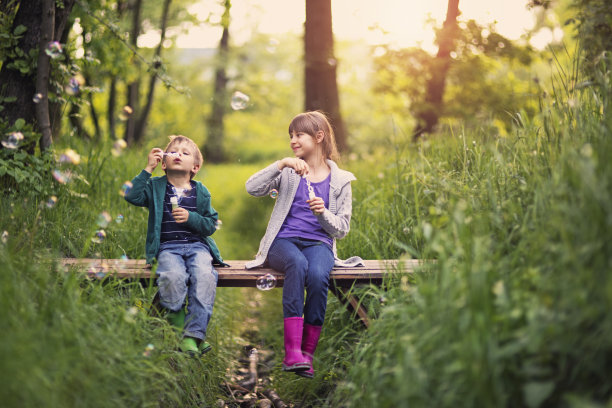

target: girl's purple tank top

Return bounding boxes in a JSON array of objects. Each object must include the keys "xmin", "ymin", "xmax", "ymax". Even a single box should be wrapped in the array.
[{"xmin": 276, "ymin": 174, "xmax": 333, "ymax": 248}]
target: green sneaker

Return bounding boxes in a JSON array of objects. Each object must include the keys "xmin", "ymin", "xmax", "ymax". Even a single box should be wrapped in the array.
[
  {"xmin": 199, "ymin": 341, "xmax": 212, "ymax": 355},
  {"xmin": 179, "ymin": 337, "xmax": 199, "ymax": 355}
]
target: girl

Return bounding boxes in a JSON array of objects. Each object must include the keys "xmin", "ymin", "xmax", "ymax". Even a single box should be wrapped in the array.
[{"xmin": 245, "ymin": 111, "xmax": 363, "ymax": 378}]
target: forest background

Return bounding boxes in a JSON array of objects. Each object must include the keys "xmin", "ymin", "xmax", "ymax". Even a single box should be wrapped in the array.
[{"xmin": 1, "ymin": 0, "xmax": 611, "ymax": 407}]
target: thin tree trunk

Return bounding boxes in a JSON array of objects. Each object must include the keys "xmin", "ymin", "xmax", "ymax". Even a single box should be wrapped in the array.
[
  {"xmin": 108, "ymin": 76, "xmax": 117, "ymax": 140},
  {"xmin": 304, "ymin": 0, "xmax": 346, "ymax": 153},
  {"xmin": 204, "ymin": 1, "xmax": 230, "ymax": 164},
  {"xmin": 35, "ymin": 0, "xmax": 55, "ymax": 151},
  {"xmin": 124, "ymin": 0, "xmax": 142, "ymax": 145},
  {"xmin": 413, "ymin": 0, "xmax": 460, "ymax": 140},
  {"xmin": 133, "ymin": 0, "xmax": 172, "ymax": 143}
]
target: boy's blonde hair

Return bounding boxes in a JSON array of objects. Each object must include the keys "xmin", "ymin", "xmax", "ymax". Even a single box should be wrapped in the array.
[
  {"xmin": 288, "ymin": 111, "xmax": 339, "ymax": 161},
  {"xmin": 163, "ymin": 135, "xmax": 203, "ymax": 179}
]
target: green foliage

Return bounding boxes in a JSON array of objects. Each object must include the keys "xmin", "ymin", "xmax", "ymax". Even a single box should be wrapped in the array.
[
  {"xmin": 326, "ymin": 50, "xmax": 612, "ymax": 408},
  {"xmin": 372, "ymin": 19, "xmax": 539, "ymax": 133},
  {"xmin": 567, "ymin": 0, "xmax": 612, "ymax": 75}
]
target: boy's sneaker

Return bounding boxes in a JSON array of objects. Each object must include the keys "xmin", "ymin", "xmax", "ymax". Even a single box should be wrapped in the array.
[
  {"xmin": 199, "ymin": 341, "xmax": 212, "ymax": 355},
  {"xmin": 179, "ymin": 337, "xmax": 199, "ymax": 356}
]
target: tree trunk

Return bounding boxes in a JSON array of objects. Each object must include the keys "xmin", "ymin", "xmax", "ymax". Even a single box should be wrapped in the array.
[
  {"xmin": 0, "ymin": 0, "xmax": 75, "ymax": 151},
  {"xmin": 304, "ymin": 0, "xmax": 347, "ymax": 153},
  {"xmin": 35, "ymin": 0, "xmax": 55, "ymax": 151},
  {"xmin": 133, "ymin": 0, "xmax": 172, "ymax": 143},
  {"xmin": 0, "ymin": 0, "xmax": 42, "ymax": 149},
  {"xmin": 203, "ymin": 0, "xmax": 230, "ymax": 163},
  {"xmin": 413, "ymin": 0, "xmax": 460, "ymax": 141},
  {"xmin": 124, "ymin": 0, "xmax": 143, "ymax": 145},
  {"xmin": 108, "ymin": 76, "xmax": 117, "ymax": 140}
]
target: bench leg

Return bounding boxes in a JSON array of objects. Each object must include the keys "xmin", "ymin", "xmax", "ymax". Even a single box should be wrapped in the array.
[{"xmin": 329, "ymin": 284, "xmax": 370, "ymax": 328}]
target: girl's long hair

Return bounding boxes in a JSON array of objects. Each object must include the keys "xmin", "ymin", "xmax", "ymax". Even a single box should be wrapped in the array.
[{"xmin": 288, "ymin": 111, "xmax": 339, "ymax": 161}]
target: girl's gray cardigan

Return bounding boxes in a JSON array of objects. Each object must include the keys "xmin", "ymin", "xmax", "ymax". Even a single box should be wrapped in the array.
[{"xmin": 245, "ymin": 159, "xmax": 364, "ymax": 269}]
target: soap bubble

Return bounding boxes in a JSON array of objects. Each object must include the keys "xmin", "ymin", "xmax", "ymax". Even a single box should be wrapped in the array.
[
  {"xmin": 97, "ymin": 211, "xmax": 112, "ymax": 228},
  {"xmin": 52, "ymin": 169, "xmax": 73, "ymax": 184},
  {"xmin": 115, "ymin": 214, "xmax": 124, "ymax": 224},
  {"xmin": 215, "ymin": 220, "xmax": 223, "ymax": 230},
  {"xmin": 143, "ymin": 343, "xmax": 155, "ymax": 357},
  {"xmin": 1, "ymin": 231, "xmax": 8, "ymax": 244},
  {"xmin": 91, "ymin": 229, "xmax": 106, "ymax": 244},
  {"xmin": 111, "ymin": 139, "xmax": 127, "ymax": 156},
  {"xmin": 256, "ymin": 273, "xmax": 277, "ymax": 291},
  {"xmin": 46, "ymin": 196, "xmax": 58, "ymax": 208},
  {"xmin": 45, "ymin": 41, "xmax": 63, "ymax": 59},
  {"xmin": 1, "ymin": 132, "xmax": 24, "ymax": 149},
  {"xmin": 269, "ymin": 189, "xmax": 278, "ymax": 199},
  {"xmin": 119, "ymin": 181, "xmax": 133, "ymax": 197},
  {"xmin": 88, "ymin": 261, "xmax": 109, "ymax": 279},
  {"xmin": 59, "ymin": 148, "xmax": 81, "ymax": 165},
  {"xmin": 65, "ymin": 74, "xmax": 85, "ymax": 95},
  {"xmin": 33, "ymin": 93, "xmax": 43, "ymax": 103},
  {"xmin": 230, "ymin": 91, "xmax": 249, "ymax": 110},
  {"xmin": 118, "ymin": 105, "xmax": 133, "ymax": 121}
]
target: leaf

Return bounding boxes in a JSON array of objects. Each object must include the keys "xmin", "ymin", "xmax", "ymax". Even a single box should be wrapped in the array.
[
  {"xmin": 523, "ymin": 381, "xmax": 555, "ymax": 408},
  {"xmin": 13, "ymin": 25, "xmax": 27, "ymax": 35},
  {"xmin": 14, "ymin": 119, "xmax": 25, "ymax": 129}
]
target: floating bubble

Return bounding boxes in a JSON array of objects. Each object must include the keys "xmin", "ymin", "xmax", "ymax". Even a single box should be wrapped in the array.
[
  {"xmin": 97, "ymin": 211, "xmax": 112, "ymax": 228},
  {"xmin": 46, "ymin": 196, "xmax": 58, "ymax": 208},
  {"xmin": 1, "ymin": 230, "xmax": 8, "ymax": 244},
  {"xmin": 256, "ymin": 273, "xmax": 277, "ymax": 291},
  {"xmin": 269, "ymin": 189, "xmax": 278, "ymax": 199},
  {"xmin": 215, "ymin": 219, "xmax": 223, "ymax": 230},
  {"xmin": 88, "ymin": 261, "xmax": 109, "ymax": 279},
  {"xmin": 45, "ymin": 41, "xmax": 63, "ymax": 59},
  {"xmin": 120, "ymin": 254, "xmax": 129, "ymax": 261},
  {"xmin": 52, "ymin": 169, "xmax": 73, "ymax": 184},
  {"xmin": 59, "ymin": 148, "xmax": 81, "ymax": 165},
  {"xmin": 33, "ymin": 93, "xmax": 43, "ymax": 103},
  {"xmin": 1, "ymin": 132, "xmax": 24, "ymax": 149},
  {"xmin": 65, "ymin": 74, "xmax": 85, "ymax": 96},
  {"xmin": 142, "ymin": 343, "xmax": 155, "ymax": 357},
  {"xmin": 119, "ymin": 181, "xmax": 133, "ymax": 197},
  {"xmin": 91, "ymin": 229, "xmax": 106, "ymax": 244},
  {"xmin": 118, "ymin": 105, "xmax": 133, "ymax": 121},
  {"xmin": 115, "ymin": 214, "xmax": 124, "ymax": 224},
  {"xmin": 230, "ymin": 91, "xmax": 249, "ymax": 110},
  {"xmin": 111, "ymin": 139, "xmax": 127, "ymax": 156}
]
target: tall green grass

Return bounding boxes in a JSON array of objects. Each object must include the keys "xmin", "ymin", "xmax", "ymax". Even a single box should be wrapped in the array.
[{"xmin": 325, "ymin": 53, "xmax": 612, "ymax": 407}]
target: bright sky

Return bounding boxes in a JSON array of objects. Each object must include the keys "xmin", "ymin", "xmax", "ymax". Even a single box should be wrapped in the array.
[{"xmin": 140, "ymin": 0, "xmax": 562, "ymax": 51}]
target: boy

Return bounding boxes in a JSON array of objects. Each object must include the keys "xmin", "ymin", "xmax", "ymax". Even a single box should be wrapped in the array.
[{"xmin": 124, "ymin": 135, "xmax": 225, "ymax": 355}]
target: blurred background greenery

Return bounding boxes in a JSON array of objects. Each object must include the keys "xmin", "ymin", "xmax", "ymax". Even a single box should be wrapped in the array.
[{"xmin": 1, "ymin": 0, "xmax": 612, "ymax": 406}]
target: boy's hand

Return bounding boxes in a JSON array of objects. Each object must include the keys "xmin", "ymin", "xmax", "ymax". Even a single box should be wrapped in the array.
[
  {"xmin": 172, "ymin": 207, "xmax": 189, "ymax": 223},
  {"xmin": 278, "ymin": 157, "xmax": 309, "ymax": 176},
  {"xmin": 145, "ymin": 148, "xmax": 164, "ymax": 173},
  {"xmin": 307, "ymin": 197, "xmax": 325, "ymax": 215}
]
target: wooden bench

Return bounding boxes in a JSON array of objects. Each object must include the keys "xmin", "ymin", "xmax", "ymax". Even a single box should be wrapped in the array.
[{"xmin": 59, "ymin": 258, "xmax": 423, "ymax": 327}]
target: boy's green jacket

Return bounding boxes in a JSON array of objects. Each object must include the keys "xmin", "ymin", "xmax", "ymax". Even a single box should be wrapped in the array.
[{"xmin": 124, "ymin": 170, "xmax": 226, "ymax": 266}]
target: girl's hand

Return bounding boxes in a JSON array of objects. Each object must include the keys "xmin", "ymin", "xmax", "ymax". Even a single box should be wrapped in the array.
[
  {"xmin": 278, "ymin": 157, "xmax": 310, "ymax": 176},
  {"xmin": 307, "ymin": 197, "xmax": 325, "ymax": 215},
  {"xmin": 172, "ymin": 207, "xmax": 189, "ymax": 223},
  {"xmin": 145, "ymin": 148, "xmax": 164, "ymax": 173}
]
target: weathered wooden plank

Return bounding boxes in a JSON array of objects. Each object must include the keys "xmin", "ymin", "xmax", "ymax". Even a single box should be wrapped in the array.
[{"xmin": 57, "ymin": 258, "xmax": 420, "ymax": 288}]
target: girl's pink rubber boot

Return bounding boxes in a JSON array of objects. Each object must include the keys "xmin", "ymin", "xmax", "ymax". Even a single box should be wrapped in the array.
[
  {"xmin": 282, "ymin": 317, "xmax": 310, "ymax": 372},
  {"xmin": 295, "ymin": 323, "xmax": 322, "ymax": 378}
]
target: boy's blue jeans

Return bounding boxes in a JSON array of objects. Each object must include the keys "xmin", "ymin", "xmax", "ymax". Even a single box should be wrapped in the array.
[
  {"xmin": 156, "ymin": 242, "xmax": 217, "ymax": 341},
  {"xmin": 267, "ymin": 237, "xmax": 335, "ymax": 326}
]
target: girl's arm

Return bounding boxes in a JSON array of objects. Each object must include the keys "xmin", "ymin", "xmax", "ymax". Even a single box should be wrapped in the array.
[
  {"xmin": 245, "ymin": 161, "xmax": 283, "ymax": 197},
  {"xmin": 316, "ymin": 183, "xmax": 353, "ymax": 239}
]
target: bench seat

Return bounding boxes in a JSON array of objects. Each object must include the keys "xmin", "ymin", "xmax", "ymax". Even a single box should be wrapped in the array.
[{"xmin": 58, "ymin": 258, "xmax": 423, "ymax": 327}]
